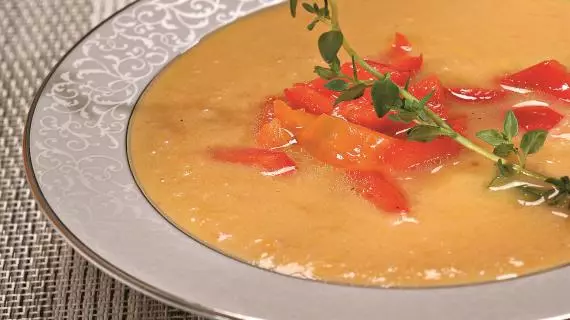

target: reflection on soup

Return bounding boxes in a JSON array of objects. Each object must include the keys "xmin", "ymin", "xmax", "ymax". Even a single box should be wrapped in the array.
[{"xmin": 129, "ymin": 0, "xmax": 570, "ymax": 287}]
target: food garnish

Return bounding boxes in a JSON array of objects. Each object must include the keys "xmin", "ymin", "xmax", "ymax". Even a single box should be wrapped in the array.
[
  {"xmin": 213, "ymin": 1, "xmax": 570, "ymax": 214},
  {"xmin": 285, "ymin": 0, "xmax": 570, "ymax": 212}
]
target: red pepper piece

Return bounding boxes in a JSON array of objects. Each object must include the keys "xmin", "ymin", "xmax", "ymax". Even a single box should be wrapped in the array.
[
  {"xmin": 336, "ymin": 100, "xmax": 413, "ymax": 135},
  {"xmin": 306, "ymin": 78, "xmax": 338, "ymax": 100},
  {"xmin": 500, "ymin": 60, "xmax": 570, "ymax": 102},
  {"xmin": 336, "ymin": 100, "xmax": 387, "ymax": 130},
  {"xmin": 255, "ymin": 96, "xmax": 278, "ymax": 132},
  {"xmin": 210, "ymin": 147, "xmax": 297, "ymax": 176},
  {"xmin": 340, "ymin": 61, "xmax": 411, "ymax": 86},
  {"xmin": 284, "ymin": 85, "xmax": 334, "ymax": 115},
  {"xmin": 296, "ymin": 114, "xmax": 397, "ymax": 171},
  {"xmin": 273, "ymin": 99, "xmax": 318, "ymax": 135},
  {"xmin": 409, "ymin": 75, "xmax": 448, "ymax": 118},
  {"xmin": 256, "ymin": 119, "xmax": 296, "ymax": 149},
  {"xmin": 386, "ymin": 33, "xmax": 423, "ymax": 73},
  {"xmin": 447, "ymin": 87, "xmax": 507, "ymax": 103},
  {"xmin": 389, "ymin": 32, "xmax": 413, "ymax": 58},
  {"xmin": 385, "ymin": 138, "xmax": 461, "ymax": 171},
  {"xmin": 291, "ymin": 111, "xmax": 464, "ymax": 173},
  {"xmin": 513, "ymin": 106, "xmax": 564, "ymax": 131},
  {"xmin": 390, "ymin": 54, "xmax": 423, "ymax": 73},
  {"xmin": 346, "ymin": 170, "xmax": 410, "ymax": 214},
  {"xmin": 383, "ymin": 117, "xmax": 466, "ymax": 171}
]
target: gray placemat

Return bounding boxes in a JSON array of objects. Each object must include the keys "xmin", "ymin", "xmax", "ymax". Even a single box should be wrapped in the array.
[{"xmin": 0, "ymin": 1, "xmax": 206, "ymax": 319}]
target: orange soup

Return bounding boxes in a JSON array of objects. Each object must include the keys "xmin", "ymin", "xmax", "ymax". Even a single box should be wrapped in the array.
[{"xmin": 129, "ymin": 0, "xmax": 570, "ymax": 287}]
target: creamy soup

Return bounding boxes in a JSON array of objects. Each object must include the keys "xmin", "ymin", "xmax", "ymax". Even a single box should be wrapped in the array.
[{"xmin": 129, "ymin": 0, "xmax": 570, "ymax": 287}]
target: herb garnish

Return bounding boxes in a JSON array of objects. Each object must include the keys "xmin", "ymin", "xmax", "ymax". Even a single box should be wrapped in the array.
[{"xmin": 289, "ymin": 0, "xmax": 570, "ymax": 211}]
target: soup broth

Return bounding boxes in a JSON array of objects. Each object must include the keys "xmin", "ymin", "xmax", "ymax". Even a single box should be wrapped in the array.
[{"xmin": 129, "ymin": 0, "xmax": 570, "ymax": 287}]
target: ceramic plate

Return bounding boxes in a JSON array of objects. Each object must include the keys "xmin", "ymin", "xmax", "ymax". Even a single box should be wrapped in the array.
[{"xmin": 22, "ymin": 0, "xmax": 570, "ymax": 319}]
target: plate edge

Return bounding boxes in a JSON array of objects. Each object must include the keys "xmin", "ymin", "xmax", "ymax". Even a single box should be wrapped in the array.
[{"xmin": 21, "ymin": 1, "xmax": 245, "ymax": 319}]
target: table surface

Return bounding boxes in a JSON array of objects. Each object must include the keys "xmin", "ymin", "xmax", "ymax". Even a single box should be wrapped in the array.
[{"xmin": 0, "ymin": 0, "xmax": 206, "ymax": 319}]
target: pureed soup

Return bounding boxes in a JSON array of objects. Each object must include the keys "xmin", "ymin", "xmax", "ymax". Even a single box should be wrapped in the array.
[{"xmin": 129, "ymin": 0, "xmax": 570, "ymax": 287}]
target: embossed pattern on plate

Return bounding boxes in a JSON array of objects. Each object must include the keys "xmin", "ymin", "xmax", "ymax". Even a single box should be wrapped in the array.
[{"xmin": 1, "ymin": 0, "xmax": 205, "ymax": 318}]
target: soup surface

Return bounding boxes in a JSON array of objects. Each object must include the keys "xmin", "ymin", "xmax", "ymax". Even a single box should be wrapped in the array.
[{"xmin": 129, "ymin": 0, "xmax": 570, "ymax": 287}]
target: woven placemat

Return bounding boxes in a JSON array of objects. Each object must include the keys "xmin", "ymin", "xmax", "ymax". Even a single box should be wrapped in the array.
[{"xmin": 0, "ymin": 1, "xmax": 205, "ymax": 319}]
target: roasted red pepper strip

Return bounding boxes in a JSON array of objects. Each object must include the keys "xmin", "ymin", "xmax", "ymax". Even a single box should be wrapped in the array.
[
  {"xmin": 210, "ymin": 147, "xmax": 297, "ymax": 176},
  {"xmin": 284, "ymin": 85, "xmax": 334, "ymax": 115},
  {"xmin": 382, "ymin": 117, "xmax": 465, "ymax": 171},
  {"xmin": 255, "ymin": 96, "xmax": 278, "ymax": 132},
  {"xmin": 340, "ymin": 60, "xmax": 411, "ymax": 86},
  {"xmin": 306, "ymin": 77, "xmax": 338, "ymax": 100},
  {"xmin": 409, "ymin": 75, "xmax": 449, "ymax": 118},
  {"xmin": 336, "ymin": 98, "xmax": 389, "ymax": 130},
  {"xmin": 500, "ymin": 60, "xmax": 570, "ymax": 102},
  {"xmin": 332, "ymin": 74, "xmax": 446, "ymax": 134},
  {"xmin": 447, "ymin": 87, "xmax": 507, "ymax": 103},
  {"xmin": 389, "ymin": 32, "xmax": 413, "ymax": 58},
  {"xmin": 383, "ymin": 137, "xmax": 462, "ymax": 171},
  {"xmin": 513, "ymin": 106, "xmax": 564, "ymax": 131},
  {"xmin": 256, "ymin": 118, "xmax": 296, "ymax": 149},
  {"xmin": 390, "ymin": 54, "xmax": 423, "ymax": 73},
  {"xmin": 386, "ymin": 33, "xmax": 423, "ymax": 73},
  {"xmin": 346, "ymin": 170, "xmax": 410, "ymax": 214},
  {"xmin": 291, "ymin": 112, "xmax": 464, "ymax": 172},
  {"xmin": 273, "ymin": 99, "xmax": 317, "ymax": 135},
  {"xmin": 296, "ymin": 114, "xmax": 395, "ymax": 171},
  {"xmin": 336, "ymin": 100, "xmax": 413, "ymax": 135}
]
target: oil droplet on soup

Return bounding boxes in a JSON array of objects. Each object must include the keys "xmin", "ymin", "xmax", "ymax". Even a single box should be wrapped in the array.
[{"xmin": 129, "ymin": 0, "xmax": 570, "ymax": 287}]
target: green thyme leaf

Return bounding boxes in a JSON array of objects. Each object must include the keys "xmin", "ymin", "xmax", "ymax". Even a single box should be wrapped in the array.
[
  {"xmin": 318, "ymin": 31, "xmax": 343, "ymax": 64},
  {"xmin": 302, "ymin": 2, "xmax": 316, "ymax": 13},
  {"xmin": 504, "ymin": 110, "xmax": 519, "ymax": 141},
  {"xmin": 290, "ymin": 0, "xmax": 298, "ymax": 17},
  {"xmin": 496, "ymin": 159, "xmax": 515, "ymax": 177},
  {"xmin": 389, "ymin": 111, "xmax": 416, "ymax": 123},
  {"xmin": 307, "ymin": 18, "xmax": 319, "ymax": 30},
  {"xmin": 325, "ymin": 79, "xmax": 349, "ymax": 91},
  {"xmin": 387, "ymin": 114, "xmax": 402, "ymax": 122},
  {"xmin": 544, "ymin": 184, "xmax": 570, "ymax": 207},
  {"xmin": 414, "ymin": 107, "xmax": 432, "ymax": 124},
  {"xmin": 335, "ymin": 83, "xmax": 366, "ymax": 105},
  {"xmin": 520, "ymin": 129, "xmax": 548, "ymax": 156},
  {"xmin": 407, "ymin": 125, "xmax": 446, "ymax": 142},
  {"xmin": 546, "ymin": 177, "xmax": 566, "ymax": 189},
  {"xmin": 314, "ymin": 66, "xmax": 336, "ymax": 80},
  {"xmin": 476, "ymin": 129, "xmax": 506, "ymax": 146},
  {"xmin": 418, "ymin": 90, "xmax": 434, "ymax": 107},
  {"xmin": 488, "ymin": 175, "xmax": 514, "ymax": 189},
  {"xmin": 371, "ymin": 77, "xmax": 400, "ymax": 117},
  {"xmin": 393, "ymin": 98, "xmax": 405, "ymax": 108},
  {"xmin": 493, "ymin": 143, "xmax": 516, "ymax": 157},
  {"xmin": 402, "ymin": 99, "xmax": 414, "ymax": 111},
  {"xmin": 518, "ymin": 185, "xmax": 547, "ymax": 202},
  {"xmin": 560, "ymin": 177, "xmax": 570, "ymax": 192}
]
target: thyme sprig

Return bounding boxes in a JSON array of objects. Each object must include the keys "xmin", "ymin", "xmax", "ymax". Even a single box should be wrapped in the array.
[{"xmin": 289, "ymin": 0, "xmax": 570, "ymax": 211}]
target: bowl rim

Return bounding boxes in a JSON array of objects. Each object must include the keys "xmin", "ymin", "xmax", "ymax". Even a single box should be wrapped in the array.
[{"xmin": 23, "ymin": 1, "xmax": 235, "ymax": 318}]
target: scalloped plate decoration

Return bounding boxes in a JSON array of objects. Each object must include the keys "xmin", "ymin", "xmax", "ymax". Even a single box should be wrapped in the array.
[{"xmin": 23, "ymin": 0, "xmax": 570, "ymax": 319}]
